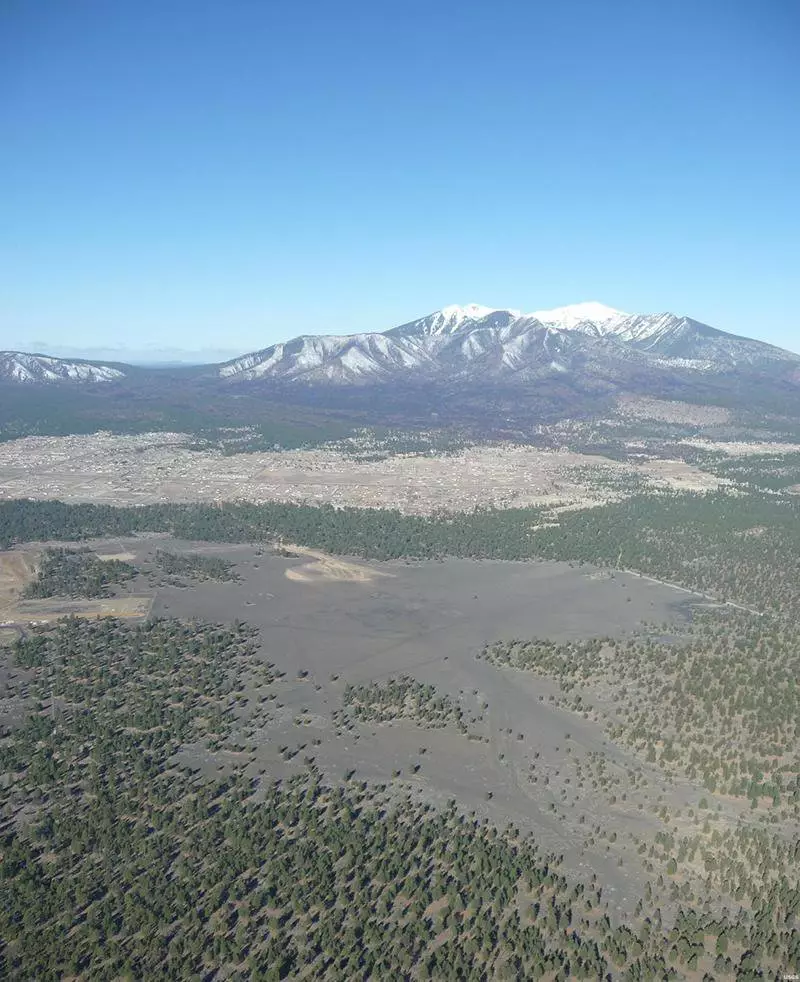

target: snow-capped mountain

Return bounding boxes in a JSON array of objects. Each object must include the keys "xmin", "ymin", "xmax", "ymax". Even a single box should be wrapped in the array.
[
  {"xmin": 529, "ymin": 302, "xmax": 629, "ymax": 334},
  {"xmin": 219, "ymin": 302, "xmax": 799, "ymax": 385},
  {"xmin": 4, "ymin": 303, "xmax": 796, "ymax": 392},
  {"xmin": 219, "ymin": 332, "xmax": 436, "ymax": 383},
  {"xmin": 386, "ymin": 303, "xmax": 521, "ymax": 338},
  {"xmin": 607, "ymin": 313, "xmax": 795, "ymax": 368},
  {"xmin": 0, "ymin": 352, "xmax": 126, "ymax": 384}
]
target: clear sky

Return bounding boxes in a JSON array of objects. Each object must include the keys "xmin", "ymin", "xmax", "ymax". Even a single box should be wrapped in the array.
[{"xmin": 2, "ymin": 0, "xmax": 799, "ymax": 358}]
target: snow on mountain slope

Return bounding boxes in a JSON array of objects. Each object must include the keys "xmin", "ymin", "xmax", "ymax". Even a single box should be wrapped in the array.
[
  {"xmin": 5, "ymin": 301, "xmax": 795, "ymax": 412},
  {"xmin": 387, "ymin": 303, "xmax": 520, "ymax": 338},
  {"xmin": 610, "ymin": 314, "xmax": 799, "ymax": 367},
  {"xmin": 219, "ymin": 331, "xmax": 434, "ymax": 383},
  {"xmin": 0, "ymin": 352, "xmax": 126, "ymax": 383},
  {"xmin": 611, "ymin": 313, "xmax": 692, "ymax": 345},
  {"xmin": 529, "ymin": 302, "xmax": 629, "ymax": 334},
  {"xmin": 220, "ymin": 310, "xmax": 600, "ymax": 385},
  {"xmin": 217, "ymin": 301, "xmax": 800, "ymax": 386}
]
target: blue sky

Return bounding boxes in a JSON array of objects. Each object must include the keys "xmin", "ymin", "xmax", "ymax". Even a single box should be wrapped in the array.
[{"xmin": 2, "ymin": 0, "xmax": 799, "ymax": 357}]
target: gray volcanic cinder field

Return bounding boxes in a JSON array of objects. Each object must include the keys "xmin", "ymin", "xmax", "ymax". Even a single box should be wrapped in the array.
[
  {"xmin": 0, "ymin": 531, "xmax": 779, "ymax": 944},
  {"xmin": 79, "ymin": 537, "xmax": 719, "ymax": 916},
  {"xmin": 150, "ymin": 544, "xmax": 687, "ymax": 675}
]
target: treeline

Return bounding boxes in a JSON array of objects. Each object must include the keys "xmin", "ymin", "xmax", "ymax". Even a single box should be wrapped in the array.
[
  {"xmin": 3, "ymin": 491, "xmax": 800, "ymax": 610},
  {"xmin": 485, "ymin": 609, "xmax": 800, "ymax": 810},
  {"xmin": 0, "ymin": 497, "xmax": 548, "ymax": 561},
  {"xmin": 531, "ymin": 490, "xmax": 800, "ymax": 612}
]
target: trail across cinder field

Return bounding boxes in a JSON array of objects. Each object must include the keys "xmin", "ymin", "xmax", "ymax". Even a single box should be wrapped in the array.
[{"xmin": 282, "ymin": 545, "xmax": 392, "ymax": 584}]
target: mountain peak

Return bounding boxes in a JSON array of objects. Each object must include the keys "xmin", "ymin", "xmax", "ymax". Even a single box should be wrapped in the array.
[
  {"xmin": 441, "ymin": 303, "xmax": 497, "ymax": 320},
  {"xmin": 434, "ymin": 303, "xmax": 522, "ymax": 328},
  {"xmin": 388, "ymin": 303, "xmax": 521, "ymax": 338},
  {"xmin": 216, "ymin": 299, "xmax": 799, "ymax": 385},
  {"xmin": 529, "ymin": 302, "xmax": 629, "ymax": 331}
]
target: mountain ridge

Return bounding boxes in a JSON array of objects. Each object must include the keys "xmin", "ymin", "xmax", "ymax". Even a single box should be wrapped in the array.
[
  {"xmin": 0, "ymin": 351, "xmax": 128, "ymax": 384},
  {"xmin": 217, "ymin": 302, "xmax": 800, "ymax": 385},
  {"xmin": 1, "ymin": 303, "xmax": 797, "ymax": 388}
]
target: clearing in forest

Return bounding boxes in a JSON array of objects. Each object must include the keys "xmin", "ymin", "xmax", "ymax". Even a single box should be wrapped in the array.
[{"xmin": 283, "ymin": 545, "xmax": 392, "ymax": 584}]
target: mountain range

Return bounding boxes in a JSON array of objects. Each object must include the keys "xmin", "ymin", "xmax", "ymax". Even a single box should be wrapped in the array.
[
  {"xmin": 217, "ymin": 302, "xmax": 798, "ymax": 385},
  {"xmin": 1, "ymin": 302, "xmax": 798, "ymax": 389},
  {"xmin": 0, "ymin": 350, "xmax": 126, "ymax": 384}
]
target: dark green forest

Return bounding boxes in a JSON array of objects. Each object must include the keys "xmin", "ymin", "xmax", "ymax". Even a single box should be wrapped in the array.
[
  {"xmin": 485, "ymin": 608, "xmax": 800, "ymax": 810},
  {"xmin": 2, "ymin": 490, "xmax": 799, "ymax": 610},
  {"xmin": 2, "ymin": 617, "xmax": 798, "ymax": 980},
  {"xmin": 152, "ymin": 549, "xmax": 239, "ymax": 584},
  {"xmin": 23, "ymin": 547, "xmax": 136, "ymax": 599}
]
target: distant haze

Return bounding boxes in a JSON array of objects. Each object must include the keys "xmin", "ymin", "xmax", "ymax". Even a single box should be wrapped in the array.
[{"xmin": 4, "ymin": 343, "xmax": 249, "ymax": 366}]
